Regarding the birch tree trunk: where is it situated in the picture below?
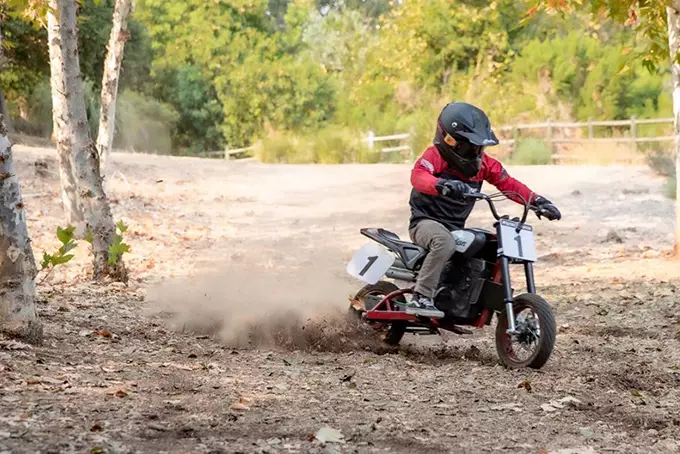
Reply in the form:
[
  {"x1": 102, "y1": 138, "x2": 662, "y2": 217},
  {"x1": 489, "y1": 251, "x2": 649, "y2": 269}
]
[
  {"x1": 0, "y1": 18, "x2": 41, "y2": 342},
  {"x1": 667, "y1": 2, "x2": 680, "y2": 255},
  {"x1": 97, "y1": 0, "x2": 133, "y2": 182},
  {"x1": 0, "y1": 117, "x2": 42, "y2": 342},
  {"x1": 47, "y1": 0, "x2": 83, "y2": 232},
  {"x1": 47, "y1": 0, "x2": 127, "y2": 281}
]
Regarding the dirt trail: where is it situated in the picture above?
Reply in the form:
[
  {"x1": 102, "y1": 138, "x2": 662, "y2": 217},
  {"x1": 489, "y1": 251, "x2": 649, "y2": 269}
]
[{"x1": 1, "y1": 145, "x2": 679, "y2": 453}]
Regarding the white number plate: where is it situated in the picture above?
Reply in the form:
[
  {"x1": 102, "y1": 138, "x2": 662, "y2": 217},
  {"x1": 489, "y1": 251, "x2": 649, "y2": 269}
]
[
  {"x1": 498, "y1": 220, "x2": 537, "y2": 262},
  {"x1": 346, "y1": 242, "x2": 395, "y2": 284}
]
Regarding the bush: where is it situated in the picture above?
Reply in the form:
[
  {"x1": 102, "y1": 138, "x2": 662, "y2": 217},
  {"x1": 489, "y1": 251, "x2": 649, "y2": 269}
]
[
  {"x1": 253, "y1": 128, "x2": 380, "y2": 164},
  {"x1": 508, "y1": 138, "x2": 553, "y2": 165},
  {"x1": 253, "y1": 132, "x2": 314, "y2": 164},
  {"x1": 665, "y1": 175, "x2": 676, "y2": 200},
  {"x1": 646, "y1": 148, "x2": 675, "y2": 177},
  {"x1": 114, "y1": 90, "x2": 180, "y2": 154}
]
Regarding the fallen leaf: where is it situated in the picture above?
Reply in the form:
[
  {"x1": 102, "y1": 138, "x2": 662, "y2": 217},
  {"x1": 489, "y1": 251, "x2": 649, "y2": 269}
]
[
  {"x1": 340, "y1": 371, "x2": 355, "y2": 382},
  {"x1": 541, "y1": 403, "x2": 559, "y2": 413},
  {"x1": 96, "y1": 329, "x2": 112, "y2": 338},
  {"x1": 314, "y1": 426, "x2": 345, "y2": 445},
  {"x1": 40, "y1": 376, "x2": 67, "y2": 385},
  {"x1": 558, "y1": 396, "x2": 582, "y2": 405},
  {"x1": 0, "y1": 340, "x2": 33, "y2": 350},
  {"x1": 490, "y1": 403, "x2": 523, "y2": 412},
  {"x1": 517, "y1": 379, "x2": 532, "y2": 392},
  {"x1": 90, "y1": 423, "x2": 103, "y2": 432},
  {"x1": 230, "y1": 402, "x2": 250, "y2": 411},
  {"x1": 114, "y1": 390, "x2": 128, "y2": 398},
  {"x1": 631, "y1": 390, "x2": 642, "y2": 397},
  {"x1": 580, "y1": 427, "x2": 594, "y2": 438}
]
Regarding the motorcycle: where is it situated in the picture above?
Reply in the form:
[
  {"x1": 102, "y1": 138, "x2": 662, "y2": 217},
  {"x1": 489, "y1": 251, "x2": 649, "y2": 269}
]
[{"x1": 346, "y1": 190, "x2": 557, "y2": 369}]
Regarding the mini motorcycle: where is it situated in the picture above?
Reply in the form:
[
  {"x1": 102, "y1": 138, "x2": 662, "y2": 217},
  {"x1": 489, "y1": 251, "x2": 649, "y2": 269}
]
[{"x1": 346, "y1": 191, "x2": 556, "y2": 369}]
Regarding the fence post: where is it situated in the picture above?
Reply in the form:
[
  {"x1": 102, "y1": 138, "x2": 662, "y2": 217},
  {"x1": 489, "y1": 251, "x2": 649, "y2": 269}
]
[
  {"x1": 588, "y1": 117, "x2": 594, "y2": 139},
  {"x1": 408, "y1": 126, "x2": 416, "y2": 161},
  {"x1": 366, "y1": 130, "x2": 375, "y2": 152},
  {"x1": 546, "y1": 118, "x2": 554, "y2": 159},
  {"x1": 630, "y1": 115, "x2": 638, "y2": 154},
  {"x1": 512, "y1": 123, "x2": 519, "y2": 158}
]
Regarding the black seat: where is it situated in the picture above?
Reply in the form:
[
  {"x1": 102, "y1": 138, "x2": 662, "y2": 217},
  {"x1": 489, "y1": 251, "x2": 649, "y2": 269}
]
[{"x1": 360, "y1": 228, "x2": 427, "y2": 271}]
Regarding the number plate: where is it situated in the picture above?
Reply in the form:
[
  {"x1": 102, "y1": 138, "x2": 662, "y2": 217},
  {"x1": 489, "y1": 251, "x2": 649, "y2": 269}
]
[
  {"x1": 346, "y1": 242, "x2": 396, "y2": 284},
  {"x1": 498, "y1": 219, "x2": 537, "y2": 262}
]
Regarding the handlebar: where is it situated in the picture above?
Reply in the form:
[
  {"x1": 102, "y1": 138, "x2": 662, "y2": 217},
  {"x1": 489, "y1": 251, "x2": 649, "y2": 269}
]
[{"x1": 463, "y1": 190, "x2": 546, "y2": 226}]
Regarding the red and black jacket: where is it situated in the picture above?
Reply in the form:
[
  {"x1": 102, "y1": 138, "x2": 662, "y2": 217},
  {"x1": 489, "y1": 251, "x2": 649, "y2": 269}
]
[{"x1": 409, "y1": 146, "x2": 537, "y2": 231}]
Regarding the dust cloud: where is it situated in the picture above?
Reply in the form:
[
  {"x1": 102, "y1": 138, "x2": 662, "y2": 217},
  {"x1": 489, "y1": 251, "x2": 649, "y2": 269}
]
[{"x1": 145, "y1": 253, "x2": 392, "y2": 353}]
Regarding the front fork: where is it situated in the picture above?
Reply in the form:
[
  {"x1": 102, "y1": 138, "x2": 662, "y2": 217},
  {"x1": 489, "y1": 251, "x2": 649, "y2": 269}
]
[{"x1": 499, "y1": 257, "x2": 536, "y2": 334}]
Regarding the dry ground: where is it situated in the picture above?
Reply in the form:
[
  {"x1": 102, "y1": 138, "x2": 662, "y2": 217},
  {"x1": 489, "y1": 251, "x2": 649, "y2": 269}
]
[{"x1": 1, "y1": 145, "x2": 680, "y2": 454}]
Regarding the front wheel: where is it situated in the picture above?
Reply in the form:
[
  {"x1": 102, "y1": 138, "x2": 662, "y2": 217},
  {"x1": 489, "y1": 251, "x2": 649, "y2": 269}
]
[{"x1": 495, "y1": 293, "x2": 556, "y2": 369}]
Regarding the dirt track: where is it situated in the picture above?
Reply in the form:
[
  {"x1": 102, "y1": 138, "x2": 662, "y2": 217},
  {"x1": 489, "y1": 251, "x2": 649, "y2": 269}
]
[{"x1": 1, "y1": 145, "x2": 679, "y2": 453}]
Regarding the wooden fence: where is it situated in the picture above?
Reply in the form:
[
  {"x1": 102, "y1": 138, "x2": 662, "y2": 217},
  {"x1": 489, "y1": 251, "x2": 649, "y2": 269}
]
[{"x1": 200, "y1": 116, "x2": 676, "y2": 162}]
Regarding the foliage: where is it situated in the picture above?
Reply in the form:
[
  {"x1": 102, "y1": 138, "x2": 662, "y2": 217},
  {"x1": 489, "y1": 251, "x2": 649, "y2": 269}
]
[
  {"x1": 254, "y1": 127, "x2": 379, "y2": 164},
  {"x1": 114, "y1": 90, "x2": 179, "y2": 154},
  {"x1": 664, "y1": 175, "x2": 677, "y2": 200},
  {"x1": 4, "y1": 0, "x2": 679, "y2": 158},
  {"x1": 108, "y1": 221, "x2": 130, "y2": 265},
  {"x1": 38, "y1": 226, "x2": 77, "y2": 284},
  {"x1": 509, "y1": 138, "x2": 553, "y2": 165},
  {"x1": 646, "y1": 148, "x2": 676, "y2": 177},
  {"x1": 666, "y1": 175, "x2": 677, "y2": 200}
]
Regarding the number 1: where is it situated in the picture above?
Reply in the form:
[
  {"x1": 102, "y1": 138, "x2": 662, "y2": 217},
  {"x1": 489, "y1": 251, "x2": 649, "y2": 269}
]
[
  {"x1": 359, "y1": 256, "x2": 378, "y2": 276},
  {"x1": 514, "y1": 234, "x2": 524, "y2": 258}
]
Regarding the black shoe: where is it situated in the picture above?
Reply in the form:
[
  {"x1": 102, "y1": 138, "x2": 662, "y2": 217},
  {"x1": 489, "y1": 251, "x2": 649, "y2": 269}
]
[{"x1": 406, "y1": 293, "x2": 445, "y2": 319}]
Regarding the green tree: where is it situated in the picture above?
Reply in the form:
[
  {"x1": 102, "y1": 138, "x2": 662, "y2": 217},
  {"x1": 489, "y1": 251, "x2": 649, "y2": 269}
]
[{"x1": 530, "y1": 0, "x2": 680, "y2": 251}]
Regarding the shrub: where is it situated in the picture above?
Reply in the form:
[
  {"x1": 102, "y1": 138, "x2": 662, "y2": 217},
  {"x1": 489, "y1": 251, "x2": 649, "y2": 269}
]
[
  {"x1": 314, "y1": 128, "x2": 379, "y2": 164},
  {"x1": 509, "y1": 138, "x2": 553, "y2": 165},
  {"x1": 645, "y1": 148, "x2": 675, "y2": 177},
  {"x1": 253, "y1": 128, "x2": 380, "y2": 164},
  {"x1": 253, "y1": 132, "x2": 313, "y2": 164},
  {"x1": 665, "y1": 175, "x2": 676, "y2": 200}
]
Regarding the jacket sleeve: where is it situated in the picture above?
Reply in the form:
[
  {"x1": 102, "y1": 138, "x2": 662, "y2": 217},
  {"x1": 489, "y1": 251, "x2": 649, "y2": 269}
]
[
  {"x1": 411, "y1": 147, "x2": 445, "y2": 196},
  {"x1": 483, "y1": 155, "x2": 536, "y2": 205}
]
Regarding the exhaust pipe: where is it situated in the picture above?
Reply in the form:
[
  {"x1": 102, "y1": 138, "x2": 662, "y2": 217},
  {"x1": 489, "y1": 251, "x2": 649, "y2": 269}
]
[{"x1": 385, "y1": 267, "x2": 417, "y2": 282}]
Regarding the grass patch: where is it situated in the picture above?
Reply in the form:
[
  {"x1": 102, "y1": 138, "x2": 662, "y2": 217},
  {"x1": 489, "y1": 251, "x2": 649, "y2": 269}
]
[
  {"x1": 665, "y1": 175, "x2": 676, "y2": 200},
  {"x1": 508, "y1": 138, "x2": 552, "y2": 165},
  {"x1": 253, "y1": 128, "x2": 380, "y2": 164}
]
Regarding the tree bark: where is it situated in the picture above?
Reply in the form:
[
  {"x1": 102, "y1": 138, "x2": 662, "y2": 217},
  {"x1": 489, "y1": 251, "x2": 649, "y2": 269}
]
[
  {"x1": 668, "y1": 3, "x2": 680, "y2": 255},
  {"x1": 0, "y1": 116, "x2": 42, "y2": 342},
  {"x1": 47, "y1": 0, "x2": 127, "y2": 281},
  {"x1": 0, "y1": 18, "x2": 41, "y2": 342},
  {"x1": 0, "y1": 87, "x2": 11, "y2": 133},
  {"x1": 47, "y1": 0, "x2": 84, "y2": 232},
  {"x1": 97, "y1": 0, "x2": 133, "y2": 183}
]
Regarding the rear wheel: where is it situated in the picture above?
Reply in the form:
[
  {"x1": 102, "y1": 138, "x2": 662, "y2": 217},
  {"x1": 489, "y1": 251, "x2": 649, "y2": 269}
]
[
  {"x1": 349, "y1": 281, "x2": 407, "y2": 346},
  {"x1": 495, "y1": 293, "x2": 556, "y2": 369}
]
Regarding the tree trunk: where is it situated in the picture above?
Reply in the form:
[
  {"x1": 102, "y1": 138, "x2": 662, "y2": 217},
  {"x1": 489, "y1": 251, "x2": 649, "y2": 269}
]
[
  {"x1": 47, "y1": 0, "x2": 127, "y2": 281},
  {"x1": 0, "y1": 87, "x2": 11, "y2": 133},
  {"x1": 0, "y1": 19, "x2": 41, "y2": 342},
  {"x1": 0, "y1": 115, "x2": 42, "y2": 342},
  {"x1": 97, "y1": 0, "x2": 133, "y2": 183},
  {"x1": 47, "y1": 0, "x2": 84, "y2": 232},
  {"x1": 668, "y1": 3, "x2": 680, "y2": 255}
]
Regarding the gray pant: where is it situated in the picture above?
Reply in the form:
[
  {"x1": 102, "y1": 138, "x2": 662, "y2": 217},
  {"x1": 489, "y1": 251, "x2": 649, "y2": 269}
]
[{"x1": 409, "y1": 220, "x2": 455, "y2": 298}]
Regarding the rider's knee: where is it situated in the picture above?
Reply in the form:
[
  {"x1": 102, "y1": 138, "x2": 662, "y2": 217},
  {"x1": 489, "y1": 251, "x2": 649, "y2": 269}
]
[{"x1": 430, "y1": 234, "x2": 455, "y2": 255}]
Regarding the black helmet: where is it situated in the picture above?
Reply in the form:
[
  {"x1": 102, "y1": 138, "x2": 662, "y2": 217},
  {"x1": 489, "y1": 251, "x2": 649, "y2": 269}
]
[{"x1": 433, "y1": 102, "x2": 499, "y2": 178}]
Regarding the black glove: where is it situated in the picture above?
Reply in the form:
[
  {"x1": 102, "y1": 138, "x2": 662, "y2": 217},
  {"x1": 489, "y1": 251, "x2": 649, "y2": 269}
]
[
  {"x1": 534, "y1": 196, "x2": 561, "y2": 221},
  {"x1": 435, "y1": 179, "x2": 471, "y2": 199}
]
